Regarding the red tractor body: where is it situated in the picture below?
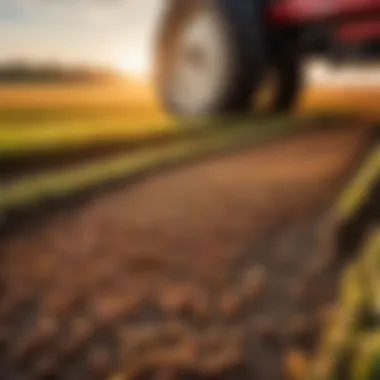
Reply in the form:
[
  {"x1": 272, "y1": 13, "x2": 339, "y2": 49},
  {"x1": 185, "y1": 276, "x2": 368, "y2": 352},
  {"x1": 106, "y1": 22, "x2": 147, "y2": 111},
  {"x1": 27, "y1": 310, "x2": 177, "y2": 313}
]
[
  {"x1": 270, "y1": 0, "x2": 380, "y2": 23},
  {"x1": 155, "y1": 0, "x2": 380, "y2": 117},
  {"x1": 270, "y1": 0, "x2": 380, "y2": 44}
]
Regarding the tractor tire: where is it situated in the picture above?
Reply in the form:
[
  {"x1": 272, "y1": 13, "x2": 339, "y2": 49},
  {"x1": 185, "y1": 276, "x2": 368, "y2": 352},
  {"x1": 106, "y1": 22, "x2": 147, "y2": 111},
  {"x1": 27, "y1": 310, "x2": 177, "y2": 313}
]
[
  {"x1": 273, "y1": 33, "x2": 303, "y2": 113},
  {"x1": 154, "y1": 0, "x2": 266, "y2": 117},
  {"x1": 271, "y1": 53, "x2": 302, "y2": 112},
  {"x1": 254, "y1": 33, "x2": 303, "y2": 114}
]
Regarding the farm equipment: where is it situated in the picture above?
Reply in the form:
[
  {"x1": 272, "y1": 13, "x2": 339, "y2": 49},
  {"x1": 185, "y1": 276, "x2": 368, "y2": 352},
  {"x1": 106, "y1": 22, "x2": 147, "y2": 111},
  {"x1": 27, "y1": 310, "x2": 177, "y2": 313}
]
[{"x1": 154, "y1": 0, "x2": 380, "y2": 116}]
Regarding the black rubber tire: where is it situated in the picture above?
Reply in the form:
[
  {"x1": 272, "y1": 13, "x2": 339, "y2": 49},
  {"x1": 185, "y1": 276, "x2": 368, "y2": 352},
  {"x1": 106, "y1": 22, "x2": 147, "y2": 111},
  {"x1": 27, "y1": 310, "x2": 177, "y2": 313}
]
[
  {"x1": 154, "y1": 0, "x2": 266, "y2": 117},
  {"x1": 271, "y1": 56, "x2": 302, "y2": 112},
  {"x1": 252, "y1": 27, "x2": 302, "y2": 114},
  {"x1": 269, "y1": 33, "x2": 303, "y2": 113}
]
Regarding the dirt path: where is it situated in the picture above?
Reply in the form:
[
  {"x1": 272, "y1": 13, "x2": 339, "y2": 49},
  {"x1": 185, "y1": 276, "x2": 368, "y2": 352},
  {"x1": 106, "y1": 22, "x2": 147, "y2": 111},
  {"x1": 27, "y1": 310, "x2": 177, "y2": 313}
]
[{"x1": 0, "y1": 125, "x2": 375, "y2": 380}]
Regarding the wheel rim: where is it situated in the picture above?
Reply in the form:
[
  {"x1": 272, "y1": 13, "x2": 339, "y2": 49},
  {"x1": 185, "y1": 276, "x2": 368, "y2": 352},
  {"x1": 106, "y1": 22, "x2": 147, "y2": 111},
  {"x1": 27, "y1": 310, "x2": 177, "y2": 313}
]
[{"x1": 167, "y1": 7, "x2": 233, "y2": 115}]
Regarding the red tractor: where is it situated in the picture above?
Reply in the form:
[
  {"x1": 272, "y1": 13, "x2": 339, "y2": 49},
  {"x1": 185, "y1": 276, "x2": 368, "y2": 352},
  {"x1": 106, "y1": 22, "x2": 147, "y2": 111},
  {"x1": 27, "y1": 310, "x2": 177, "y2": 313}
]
[{"x1": 154, "y1": 0, "x2": 380, "y2": 116}]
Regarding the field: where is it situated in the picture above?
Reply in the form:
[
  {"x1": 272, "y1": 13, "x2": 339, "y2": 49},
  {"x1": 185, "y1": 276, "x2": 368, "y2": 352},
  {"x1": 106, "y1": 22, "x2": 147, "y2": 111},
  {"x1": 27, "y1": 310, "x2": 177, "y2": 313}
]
[
  {"x1": 0, "y1": 83, "x2": 171, "y2": 157},
  {"x1": 0, "y1": 120, "x2": 378, "y2": 380},
  {"x1": 1, "y1": 82, "x2": 380, "y2": 156},
  {"x1": 0, "y1": 80, "x2": 379, "y2": 379}
]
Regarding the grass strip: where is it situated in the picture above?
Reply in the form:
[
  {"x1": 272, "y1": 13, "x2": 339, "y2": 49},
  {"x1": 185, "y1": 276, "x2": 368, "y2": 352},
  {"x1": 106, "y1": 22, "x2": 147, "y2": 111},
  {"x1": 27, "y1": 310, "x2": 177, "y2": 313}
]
[
  {"x1": 0, "y1": 111, "x2": 355, "y2": 159},
  {"x1": 0, "y1": 115, "x2": 318, "y2": 212},
  {"x1": 0, "y1": 117, "x2": 177, "y2": 158},
  {"x1": 308, "y1": 229, "x2": 380, "y2": 380},
  {"x1": 0, "y1": 114, "x2": 262, "y2": 158},
  {"x1": 336, "y1": 146, "x2": 380, "y2": 221}
]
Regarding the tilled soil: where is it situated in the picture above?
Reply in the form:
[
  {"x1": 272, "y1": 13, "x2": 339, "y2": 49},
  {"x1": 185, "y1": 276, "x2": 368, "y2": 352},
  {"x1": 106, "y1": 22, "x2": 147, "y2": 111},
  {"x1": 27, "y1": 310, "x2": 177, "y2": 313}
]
[{"x1": 0, "y1": 125, "x2": 375, "y2": 380}]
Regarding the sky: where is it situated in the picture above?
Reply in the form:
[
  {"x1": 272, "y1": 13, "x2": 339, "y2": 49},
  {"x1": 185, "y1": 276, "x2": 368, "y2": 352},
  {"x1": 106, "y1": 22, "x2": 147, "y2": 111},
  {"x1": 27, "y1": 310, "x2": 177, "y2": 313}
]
[
  {"x1": 0, "y1": 0, "x2": 166, "y2": 74},
  {"x1": 0, "y1": 0, "x2": 379, "y2": 84}
]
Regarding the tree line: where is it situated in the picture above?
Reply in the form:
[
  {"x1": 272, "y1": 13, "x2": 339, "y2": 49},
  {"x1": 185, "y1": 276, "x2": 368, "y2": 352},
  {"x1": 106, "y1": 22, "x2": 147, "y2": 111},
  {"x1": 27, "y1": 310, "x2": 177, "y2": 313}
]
[{"x1": 0, "y1": 61, "x2": 124, "y2": 83}]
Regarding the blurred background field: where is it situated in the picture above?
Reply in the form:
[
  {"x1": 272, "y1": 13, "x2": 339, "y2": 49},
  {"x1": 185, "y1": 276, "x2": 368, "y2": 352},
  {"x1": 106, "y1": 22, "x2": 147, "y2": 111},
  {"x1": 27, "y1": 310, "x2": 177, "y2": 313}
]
[
  {"x1": 2, "y1": 80, "x2": 380, "y2": 117},
  {"x1": 1, "y1": 80, "x2": 380, "y2": 156},
  {"x1": 0, "y1": 81, "x2": 173, "y2": 157}
]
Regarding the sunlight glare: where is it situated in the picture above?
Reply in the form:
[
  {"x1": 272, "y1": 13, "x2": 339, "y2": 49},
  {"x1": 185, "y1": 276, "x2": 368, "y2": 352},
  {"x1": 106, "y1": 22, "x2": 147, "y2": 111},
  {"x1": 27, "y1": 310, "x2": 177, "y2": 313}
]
[{"x1": 115, "y1": 53, "x2": 150, "y2": 77}]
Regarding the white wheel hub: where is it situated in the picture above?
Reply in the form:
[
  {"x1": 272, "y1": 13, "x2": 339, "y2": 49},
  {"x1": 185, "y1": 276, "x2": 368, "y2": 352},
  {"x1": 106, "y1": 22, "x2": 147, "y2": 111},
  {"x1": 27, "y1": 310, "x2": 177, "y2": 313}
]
[{"x1": 169, "y1": 8, "x2": 233, "y2": 115}]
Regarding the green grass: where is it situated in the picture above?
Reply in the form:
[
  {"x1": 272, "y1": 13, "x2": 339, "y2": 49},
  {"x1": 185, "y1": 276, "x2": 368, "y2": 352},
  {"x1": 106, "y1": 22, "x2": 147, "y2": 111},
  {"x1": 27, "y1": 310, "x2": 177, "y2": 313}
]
[
  {"x1": 308, "y1": 230, "x2": 380, "y2": 380},
  {"x1": 336, "y1": 146, "x2": 380, "y2": 221},
  {"x1": 1, "y1": 106, "x2": 368, "y2": 159},
  {"x1": 308, "y1": 162, "x2": 380, "y2": 379},
  {"x1": 0, "y1": 100, "x2": 178, "y2": 158}
]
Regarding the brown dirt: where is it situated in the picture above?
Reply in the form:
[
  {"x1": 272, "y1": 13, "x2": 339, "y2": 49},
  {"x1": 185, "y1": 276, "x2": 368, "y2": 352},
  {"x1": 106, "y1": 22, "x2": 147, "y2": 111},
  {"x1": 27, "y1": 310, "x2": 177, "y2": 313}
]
[{"x1": 0, "y1": 125, "x2": 375, "y2": 380}]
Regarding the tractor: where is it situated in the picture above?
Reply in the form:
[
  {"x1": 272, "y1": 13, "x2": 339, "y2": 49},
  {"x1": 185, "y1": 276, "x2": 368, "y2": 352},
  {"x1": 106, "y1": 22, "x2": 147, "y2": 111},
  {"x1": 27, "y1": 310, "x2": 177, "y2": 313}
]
[{"x1": 154, "y1": 0, "x2": 380, "y2": 116}]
